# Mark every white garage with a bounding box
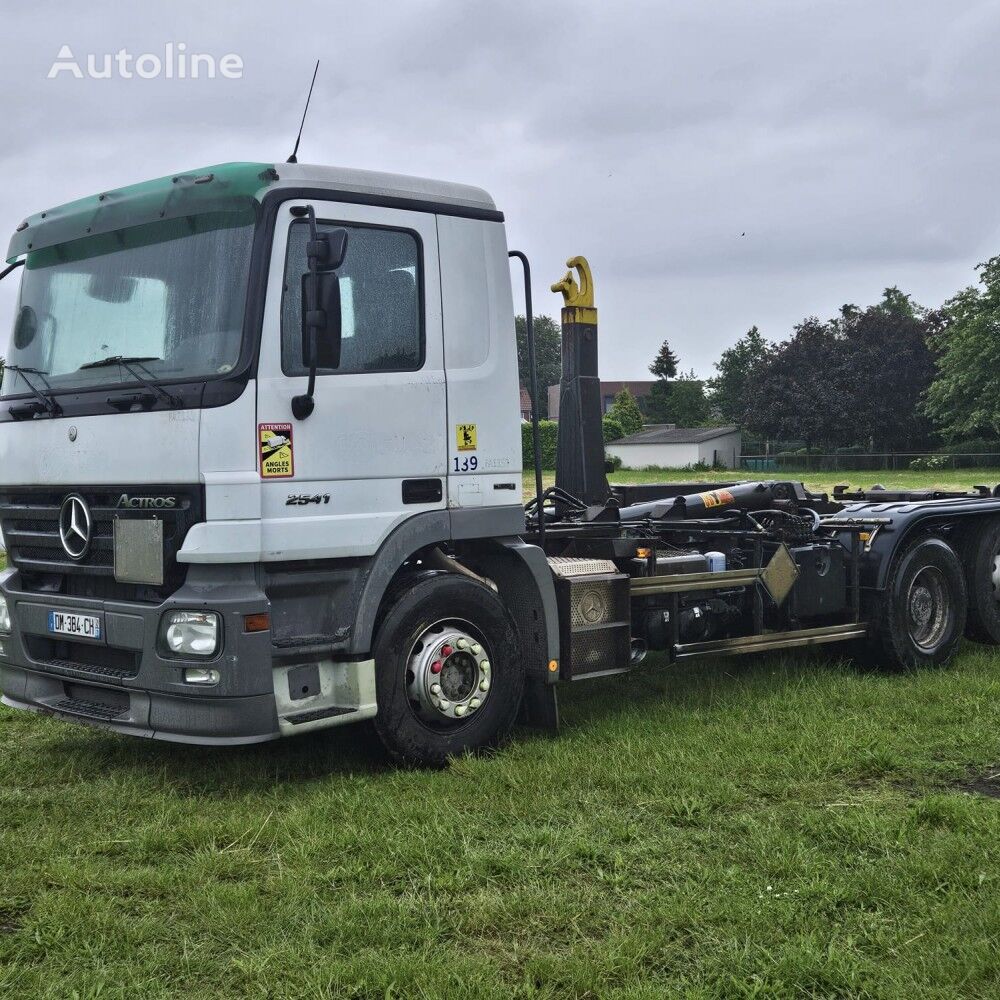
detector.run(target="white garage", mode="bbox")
[606,425,742,470]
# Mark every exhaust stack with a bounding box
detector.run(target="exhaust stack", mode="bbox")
[551,257,610,506]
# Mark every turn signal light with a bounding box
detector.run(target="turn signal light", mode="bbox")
[243,613,271,633]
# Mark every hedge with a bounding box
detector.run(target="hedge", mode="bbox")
[520,418,624,469]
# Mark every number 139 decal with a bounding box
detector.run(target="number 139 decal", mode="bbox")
[453,456,478,472]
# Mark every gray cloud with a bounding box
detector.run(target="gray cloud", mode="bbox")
[2,0,999,379]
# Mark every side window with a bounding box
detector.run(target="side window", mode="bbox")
[281,220,422,375]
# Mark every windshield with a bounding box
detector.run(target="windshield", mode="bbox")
[2,208,255,396]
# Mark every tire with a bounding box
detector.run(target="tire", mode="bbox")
[958,517,1000,644]
[860,537,967,671]
[372,573,524,766]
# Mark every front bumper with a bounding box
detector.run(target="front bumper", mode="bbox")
[0,565,376,745]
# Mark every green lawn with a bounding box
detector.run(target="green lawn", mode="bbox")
[523,467,1000,504]
[3,477,1000,997]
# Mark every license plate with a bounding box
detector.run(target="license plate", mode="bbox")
[48,610,101,640]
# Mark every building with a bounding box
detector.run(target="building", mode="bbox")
[605,424,742,469]
[547,380,655,421]
[519,386,533,421]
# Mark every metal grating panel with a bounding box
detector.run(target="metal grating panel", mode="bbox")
[54,697,127,721]
[547,556,619,578]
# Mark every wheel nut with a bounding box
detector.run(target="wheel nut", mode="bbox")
[438,699,450,711]
[480,661,490,672]
[479,678,489,692]
[457,638,468,649]
[470,698,481,709]
[431,660,443,674]
[455,704,466,717]
[441,645,453,657]
[471,643,481,654]
[431,683,441,694]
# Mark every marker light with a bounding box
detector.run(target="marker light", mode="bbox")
[160,610,221,658]
[0,594,10,634]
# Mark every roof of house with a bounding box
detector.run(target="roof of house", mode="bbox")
[612,424,739,446]
[519,386,532,410]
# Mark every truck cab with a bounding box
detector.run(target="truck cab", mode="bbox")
[0,162,540,757]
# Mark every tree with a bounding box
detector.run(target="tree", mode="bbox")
[706,326,769,425]
[515,314,561,419]
[840,288,936,451]
[649,340,679,381]
[743,318,853,450]
[607,387,644,436]
[924,258,1000,441]
[645,372,710,426]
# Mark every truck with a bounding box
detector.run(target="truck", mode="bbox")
[1,160,998,765]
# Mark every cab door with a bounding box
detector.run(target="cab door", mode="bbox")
[255,199,446,561]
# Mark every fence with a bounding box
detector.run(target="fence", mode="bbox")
[741,453,1000,473]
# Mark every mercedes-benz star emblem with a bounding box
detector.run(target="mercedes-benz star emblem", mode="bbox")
[59,494,92,560]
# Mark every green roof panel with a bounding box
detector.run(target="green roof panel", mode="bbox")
[7,161,278,263]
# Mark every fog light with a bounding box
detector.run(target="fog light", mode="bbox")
[183,667,220,685]
[160,610,221,658]
[0,594,10,634]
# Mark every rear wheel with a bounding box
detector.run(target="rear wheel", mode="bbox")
[958,517,1000,644]
[372,574,523,766]
[860,537,967,671]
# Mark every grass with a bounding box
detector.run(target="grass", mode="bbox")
[3,474,1000,997]
[523,468,1000,504]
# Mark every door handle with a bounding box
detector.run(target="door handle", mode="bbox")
[402,479,443,504]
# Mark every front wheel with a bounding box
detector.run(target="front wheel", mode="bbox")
[372,574,524,766]
[860,537,967,671]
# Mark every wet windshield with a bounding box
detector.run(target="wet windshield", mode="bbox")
[1,208,255,396]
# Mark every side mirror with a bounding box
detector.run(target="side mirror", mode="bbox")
[308,229,348,271]
[301,269,341,370]
[291,209,349,420]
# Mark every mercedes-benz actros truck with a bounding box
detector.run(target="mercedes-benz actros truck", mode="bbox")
[2,161,1000,765]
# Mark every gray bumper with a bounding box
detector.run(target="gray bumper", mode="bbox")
[0,564,282,744]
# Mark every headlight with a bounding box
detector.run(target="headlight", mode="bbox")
[160,610,221,658]
[0,594,11,634]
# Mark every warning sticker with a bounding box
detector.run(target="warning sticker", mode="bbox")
[259,423,295,479]
[456,423,477,452]
[699,489,735,509]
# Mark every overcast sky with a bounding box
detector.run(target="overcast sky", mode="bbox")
[3,0,999,380]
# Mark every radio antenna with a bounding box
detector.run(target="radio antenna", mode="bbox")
[287,60,320,164]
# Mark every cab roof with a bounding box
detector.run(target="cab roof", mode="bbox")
[7,161,500,263]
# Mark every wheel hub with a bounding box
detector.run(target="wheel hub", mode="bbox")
[906,566,949,650]
[407,619,492,724]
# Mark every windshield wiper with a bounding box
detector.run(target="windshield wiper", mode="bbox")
[0,261,24,283]
[79,355,180,407]
[4,365,61,416]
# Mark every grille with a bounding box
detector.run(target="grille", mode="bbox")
[24,636,140,680]
[0,486,203,602]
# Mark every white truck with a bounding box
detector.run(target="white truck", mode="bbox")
[2,161,999,765]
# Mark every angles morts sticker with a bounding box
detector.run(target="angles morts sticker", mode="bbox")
[259,422,294,479]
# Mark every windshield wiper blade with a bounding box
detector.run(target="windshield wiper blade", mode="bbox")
[79,354,161,370]
[79,355,180,407]
[5,365,61,415]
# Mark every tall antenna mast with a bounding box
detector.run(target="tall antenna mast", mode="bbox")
[287,60,320,164]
